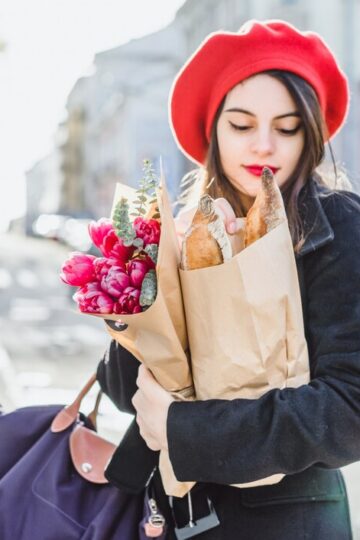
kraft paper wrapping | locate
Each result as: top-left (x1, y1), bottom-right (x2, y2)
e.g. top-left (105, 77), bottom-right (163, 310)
top-left (91, 172), bottom-right (310, 498)
top-left (101, 175), bottom-right (192, 396)
top-left (95, 174), bottom-right (195, 497)
top-left (178, 219), bottom-right (310, 491)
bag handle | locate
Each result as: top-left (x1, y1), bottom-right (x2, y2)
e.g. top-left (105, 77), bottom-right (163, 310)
top-left (51, 373), bottom-right (97, 433)
top-left (88, 389), bottom-right (103, 431)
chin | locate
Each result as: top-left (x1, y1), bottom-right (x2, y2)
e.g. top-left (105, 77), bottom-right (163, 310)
top-left (239, 183), bottom-right (261, 198)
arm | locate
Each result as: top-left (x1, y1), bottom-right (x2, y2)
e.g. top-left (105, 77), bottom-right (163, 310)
top-left (97, 339), bottom-right (159, 493)
top-left (167, 193), bottom-right (360, 484)
top-left (96, 338), bottom-right (140, 414)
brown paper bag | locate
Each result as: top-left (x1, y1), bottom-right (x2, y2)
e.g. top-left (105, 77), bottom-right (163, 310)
top-left (175, 219), bottom-right (309, 494)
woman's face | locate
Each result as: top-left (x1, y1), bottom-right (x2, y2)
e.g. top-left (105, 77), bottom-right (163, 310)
top-left (216, 74), bottom-right (305, 198)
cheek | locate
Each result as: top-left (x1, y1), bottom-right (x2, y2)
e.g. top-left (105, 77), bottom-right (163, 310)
top-left (218, 131), bottom-right (244, 171)
top-left (287, 136), bottom-right (304, 164)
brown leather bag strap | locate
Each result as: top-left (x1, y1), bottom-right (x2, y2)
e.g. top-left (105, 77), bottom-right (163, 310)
top-left (51, 373), bottom-right (97, 433)
top-left (88, 389), bottom-right (103, 431)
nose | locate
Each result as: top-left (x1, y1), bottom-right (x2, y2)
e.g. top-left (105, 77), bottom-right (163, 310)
top-left (250, 128), bottom-right (275, 156)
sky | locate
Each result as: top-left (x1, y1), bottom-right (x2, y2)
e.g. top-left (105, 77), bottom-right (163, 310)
top-left (0, 0), bottom-right (186, 231)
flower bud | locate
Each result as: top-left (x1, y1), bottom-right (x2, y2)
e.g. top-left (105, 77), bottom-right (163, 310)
top-left (133, 217), bottom-right (160, 246)
top-left (60, 252), bottom-right (95, 287)
top-left (73, 282), bottom-right (114, 314)
top-left (101, 265), bottom-right (130, 298)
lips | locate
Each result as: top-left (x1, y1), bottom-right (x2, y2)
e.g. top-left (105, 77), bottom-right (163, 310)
top-left (244, 165), bottom-right (279, 177)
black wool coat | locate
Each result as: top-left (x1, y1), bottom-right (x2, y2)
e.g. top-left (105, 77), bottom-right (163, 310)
top-left (97, 177), bottom-right (359, 539)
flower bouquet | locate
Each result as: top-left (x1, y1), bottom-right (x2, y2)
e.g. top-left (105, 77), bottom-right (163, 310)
top-left (61, 160), bottom-right (193, 398)
top-left (61, 164), bottom-right (160, 317)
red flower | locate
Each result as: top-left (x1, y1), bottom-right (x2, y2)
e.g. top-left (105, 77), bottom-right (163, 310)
top-left (114, 287), bottom-right (142, 314)
top-left (93, 257), bottom-right (123, 281)
top-left (88, 218), bottom-right (113, 248)
top-left (73, 282), bottom-right (114, 314)
top-left (60, 252), bottom-right (95, 286)
top-left (128, 258), bottom-right (150, 288)
top-left (88, 219), bottom-right (134, 262)
top-left (101, 265), bottom-right (130, 298)
top-left (133, 217), bottom-right (160, 246)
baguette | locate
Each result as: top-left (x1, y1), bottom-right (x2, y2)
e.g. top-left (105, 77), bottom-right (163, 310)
top-left (245, 167), bottom-right (285, 247)
top-left (181, 167), bottom-right (285, 269)
top-left (181, 195), bottom-right (232, 270)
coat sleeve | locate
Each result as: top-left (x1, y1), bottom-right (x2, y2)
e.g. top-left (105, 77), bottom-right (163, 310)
top-left (96, 339), bottom-right (140, 414)
top-left (96, 338), bottom-right (159, 493)
top-left (167, 193), bottom-right (360, 484)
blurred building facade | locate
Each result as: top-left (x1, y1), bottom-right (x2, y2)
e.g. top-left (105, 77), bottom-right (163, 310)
top-left (25, 149), bottom-right (63, 235)
top-left (59, 24), bottom-right (187, 220)
top-left (26, 0), bottom-right (360, 229)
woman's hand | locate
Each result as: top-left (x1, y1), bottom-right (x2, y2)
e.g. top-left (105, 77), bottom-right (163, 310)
top-left (175, 198), bottom-right (245, 247)
top-left (132, 364), bottom-right (175, 452)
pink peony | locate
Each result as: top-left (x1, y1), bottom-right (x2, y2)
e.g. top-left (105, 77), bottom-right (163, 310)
top-left (88, 219), bottom-right (134, 262)
top-left (73, 282), bottom-right (114, 314)
top-left (60, 252), bottom-right (96, 286)
top-left (114, 287), bottom-right (142, 314)
top-left (93, 257), bottom-right (123, 281)
top-left (128, 258), bottom-right (150, 288)
top-left (133, 217), bottom-right (160, 246)
top-left (101, 265), bottom-right (130, 298)
top-left (88, 219), bottom-right (113, 248)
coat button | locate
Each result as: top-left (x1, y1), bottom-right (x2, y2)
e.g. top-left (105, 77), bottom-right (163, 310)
top-left (81, 462), bottom-right (93, 473)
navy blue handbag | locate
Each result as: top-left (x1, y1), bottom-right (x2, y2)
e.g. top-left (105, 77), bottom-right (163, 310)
top-left (0, 374), bottom-right (167, 539)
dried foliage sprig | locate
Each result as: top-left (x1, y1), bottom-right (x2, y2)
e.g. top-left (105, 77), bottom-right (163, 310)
top-left (113, 159), bottom-right (160, 249)
top-left (131, 159), bottom-right (160, 219)
top-left (140, 269), bottom-right (157, 307)
top-left (112, 197), bottom-right (136, 247)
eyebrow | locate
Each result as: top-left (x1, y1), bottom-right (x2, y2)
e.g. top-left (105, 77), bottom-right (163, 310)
top-left (224, 108), bottom-right (301, 120)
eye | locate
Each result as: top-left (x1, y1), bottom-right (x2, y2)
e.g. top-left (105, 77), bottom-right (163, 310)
top-left (277, 125), bottom-right (302, 136)
top-left (229, 121), bottom-right (251, 131)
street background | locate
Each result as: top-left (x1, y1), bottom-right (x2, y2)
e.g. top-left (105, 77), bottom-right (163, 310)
top-left (1, 0), bottom-right (360, 537)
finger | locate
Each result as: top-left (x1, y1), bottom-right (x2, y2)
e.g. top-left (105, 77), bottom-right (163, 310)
top-left (136, 415), bottom-right (159, 450)
top-left (145, 439), bottom-right (161, 452)
top-left (131, 391), bottom-right (140, 410)
top-left (174, 205), bottom-right (197, 234)
top-left (137, 366), bottom-right (150, 390)
top-left (214, 198), bottom-right (238, 233)
top-left (131, 389), bottom-right (147, 413)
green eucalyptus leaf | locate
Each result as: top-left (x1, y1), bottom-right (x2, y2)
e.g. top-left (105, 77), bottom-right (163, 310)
top-left (144, 244), bottom-right (158, 263)
top-left (133, 237), bottom-right (144, 249)
top-left (140, 269), bottom-right (157, 306)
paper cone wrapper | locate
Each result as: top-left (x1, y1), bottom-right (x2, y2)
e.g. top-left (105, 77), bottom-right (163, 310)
top-left (93, 172), bottom-right (196, 498)
top-left (93, 172), bottom-right (193, 397)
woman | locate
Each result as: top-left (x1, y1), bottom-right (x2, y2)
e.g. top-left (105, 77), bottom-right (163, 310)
top-left (97, 20), bottom-right (359, 539)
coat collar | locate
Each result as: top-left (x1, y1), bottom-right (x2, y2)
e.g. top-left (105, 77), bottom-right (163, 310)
top-left (296, 177), bottom-right (334, 258)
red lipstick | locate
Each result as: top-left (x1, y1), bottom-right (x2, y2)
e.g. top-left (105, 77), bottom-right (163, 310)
top-left (244, 165), bottom-right (279, 177)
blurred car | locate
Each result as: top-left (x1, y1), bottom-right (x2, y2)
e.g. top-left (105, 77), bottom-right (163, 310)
top-left (32, 214), bottom-right (70, 241)
top-left (59, 218), bottom-right (95, 253)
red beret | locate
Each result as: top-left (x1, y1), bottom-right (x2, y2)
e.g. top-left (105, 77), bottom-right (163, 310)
top-left (169, 19), bottom-right (349, 166)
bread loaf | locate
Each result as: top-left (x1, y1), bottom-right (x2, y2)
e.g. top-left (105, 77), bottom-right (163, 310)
top-left (181, 195), bottom-right (232, 270)
top-left (181, 167), bottom-right (285, 269)
top-left (245, 167), bottom-right (285, 247)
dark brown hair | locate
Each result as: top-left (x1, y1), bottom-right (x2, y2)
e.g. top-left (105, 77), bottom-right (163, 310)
top-left (202, 70), bottom-right (333, 252)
